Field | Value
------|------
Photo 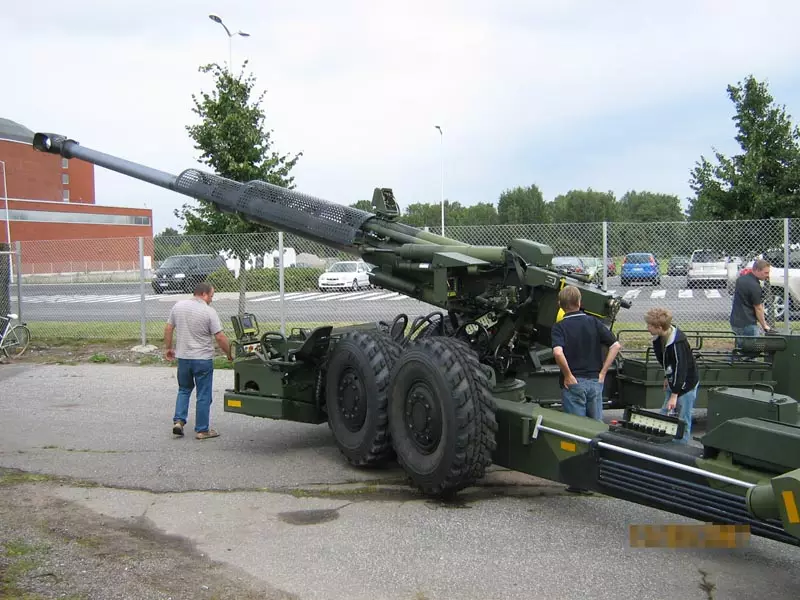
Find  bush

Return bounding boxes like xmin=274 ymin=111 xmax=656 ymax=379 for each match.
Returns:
xmin=206 ymin=267 xmax=325 ymax=293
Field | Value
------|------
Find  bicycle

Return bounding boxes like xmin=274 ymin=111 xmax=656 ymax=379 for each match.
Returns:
xmin=0 ymin=313 xmax=31 ymax=359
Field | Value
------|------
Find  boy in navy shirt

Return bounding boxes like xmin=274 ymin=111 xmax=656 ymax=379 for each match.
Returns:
xmin=551 ymin=285 xmax=621 ymax=421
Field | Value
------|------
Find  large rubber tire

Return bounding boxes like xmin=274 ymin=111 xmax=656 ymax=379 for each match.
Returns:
xmin=325 ymin=330 xmax=401 ymax=467
xmin=388 ymin=337 xmax=497 ymax=497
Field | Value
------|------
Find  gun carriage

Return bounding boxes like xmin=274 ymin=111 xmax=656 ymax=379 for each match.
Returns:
xmin=32 ymin=131 xmax=800 ymax=548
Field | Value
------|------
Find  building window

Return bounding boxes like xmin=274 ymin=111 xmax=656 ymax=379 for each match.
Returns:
xmin=62 ymin=189 xmax=70 ymax=201
xmin=62 ymin=158 xmax=69 ymax=169
xmin=62 ymin=174 xmax=69 ymax=185
xmin=8 ymin=208 xmax=151 ymax=226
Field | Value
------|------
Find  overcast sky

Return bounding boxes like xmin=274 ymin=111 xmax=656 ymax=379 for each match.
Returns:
xmin=6 ymin=0 xmax=800 ymax=233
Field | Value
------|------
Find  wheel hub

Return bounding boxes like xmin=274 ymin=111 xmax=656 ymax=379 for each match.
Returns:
xmin=337 ymin=369 xmax=366 ymax=432
xmin=404 ymin=383 xmax=441 ymax=454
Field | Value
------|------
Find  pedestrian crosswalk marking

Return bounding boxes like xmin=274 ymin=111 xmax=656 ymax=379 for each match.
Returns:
xmin=705 ymin=289 xmax=722 ymax=299
xmin=679 ymin=289 xmax=693 ymax=298
xmin=650 ymin=289 xmax=666 ymax=299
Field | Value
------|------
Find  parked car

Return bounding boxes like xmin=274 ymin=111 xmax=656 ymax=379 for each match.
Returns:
xmin=551 ymin=256 xmax=588 ymax=276
xmin=620 ymin=252 xmax=660 ymax=286
xmin=577 ymin=256 xmax=601 ymax=280
xmin=686 ymin=249 xmax=727 ymax=288
xmin=667 ymin=255 xmax=690 ymax=276
xmin=152 ymin=254 xmax=229 ymax=294
xmin=317 ymin=260 xmax=372 ymax=291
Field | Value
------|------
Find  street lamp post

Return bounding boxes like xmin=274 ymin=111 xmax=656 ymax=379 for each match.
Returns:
xmin=434 ymin=125 xmax=444 ymax=236
xmin=0 ymin=160 xmax=9 ymax=248
xmin=208 ymin=13 xmax=250 ymax=71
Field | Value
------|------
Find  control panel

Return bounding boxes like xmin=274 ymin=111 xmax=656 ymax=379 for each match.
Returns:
xmin=231 ymin=313 xmax=261 ymax=356
xmin=610 ymin=406 xmax=686 ymax=441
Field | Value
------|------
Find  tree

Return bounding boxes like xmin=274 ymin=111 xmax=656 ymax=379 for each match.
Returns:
xmin=175 ymin=61 xmax=302 ymax=315
xmin=497 ymin=185 xmax=549 ymax=224
xmin=153 ymin=227 xmax=197 ymax=262
xmin=618 ymin=191 xmax=684 ymax=222
xmin=688 ymin=75 xmax=800 ymax=220
xmin=349 ymin=200 xmax=373 ymax=212
xmin=549 ymin=189 xmax=618 ymax=223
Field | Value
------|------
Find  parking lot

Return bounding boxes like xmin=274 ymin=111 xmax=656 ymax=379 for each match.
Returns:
xmin=1 ymin=362 xmax=798 ymax=599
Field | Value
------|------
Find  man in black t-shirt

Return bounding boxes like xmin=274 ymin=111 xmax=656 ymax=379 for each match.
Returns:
xmin=551 ymin=285 xmax=622 ymax=421
xmin=730 ymin=259 xmax=771 ymax=345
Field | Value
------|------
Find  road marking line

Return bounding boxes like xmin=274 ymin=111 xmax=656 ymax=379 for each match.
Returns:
xmin=265 ymin=292 xmax=322 ymax=302
xmin=705 ymin=289 xmax=722 ymax=299
xmin=365 ymin=292 xmax=400 ymax=300
xmin=250 ymin=294 xmax=281 ymax=302
xmin=678 ymin=289 xmax=693 ymax=298
xmin=339 ymin=292 xmax=392 ymax=302
xmin=650 ymin=289 xmax=666 ymax=299
xmin=314 ymin=292 xmax=352 ymax=302
xmin=623 ymin=289 xmax=640 ymax=300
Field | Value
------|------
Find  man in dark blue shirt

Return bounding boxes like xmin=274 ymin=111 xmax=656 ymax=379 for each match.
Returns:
xmin=551 ymin=285 xmax=622 ymax=421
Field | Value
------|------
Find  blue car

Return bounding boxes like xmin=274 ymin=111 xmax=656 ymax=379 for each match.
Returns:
xmin=620 ymin=252 xmax=660 ymax=286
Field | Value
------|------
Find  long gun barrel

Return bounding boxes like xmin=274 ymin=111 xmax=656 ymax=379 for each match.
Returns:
xmin=32 ymin=131 xmax=629 ymax=375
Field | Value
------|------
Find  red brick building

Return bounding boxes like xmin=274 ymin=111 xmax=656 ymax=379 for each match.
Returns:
xmin=0 ymin=118 xmax=154 ymax=273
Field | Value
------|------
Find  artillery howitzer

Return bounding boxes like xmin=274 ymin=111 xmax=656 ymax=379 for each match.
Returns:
xmin=33 ymin=132 xmax=800 ymax=548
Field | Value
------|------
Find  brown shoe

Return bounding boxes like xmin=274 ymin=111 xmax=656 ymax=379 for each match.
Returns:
xmin=195 ymin=429 xmax=219 ymax=440
xmin=172 ymin=421 xmax=185 ymax=436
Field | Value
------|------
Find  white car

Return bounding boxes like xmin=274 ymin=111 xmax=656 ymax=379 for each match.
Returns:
xmin=686 ymin=249 xmax=728 ymax=288
xmin=318 ymin=261 xmax=372 ymax=291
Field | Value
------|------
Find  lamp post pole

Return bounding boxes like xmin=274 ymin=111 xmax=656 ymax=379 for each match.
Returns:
xmin=434 ymin=125 xmax=444 ymax=236
xmin=0 ymin=159 xmax=11 ymax=294
xmin=0 ymin=160 xmax=9 ymax=249
xmin=208 ymin=14 xmax=251 ymax=72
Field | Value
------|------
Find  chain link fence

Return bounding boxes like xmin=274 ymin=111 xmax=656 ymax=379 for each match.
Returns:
xmin=9 ymin=218 xmax=800 ymax=344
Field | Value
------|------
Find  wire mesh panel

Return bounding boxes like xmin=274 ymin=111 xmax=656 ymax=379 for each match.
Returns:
xmin=14 ymin=218 xmax=799 ymax=344
xmin=606 ymin=219 xmax=790 ymax=332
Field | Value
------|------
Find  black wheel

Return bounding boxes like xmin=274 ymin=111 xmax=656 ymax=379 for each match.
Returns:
xmin=325 ymin=330 xmax=402 ymax=467
xmin=388 ymin=337 xmax=497 ymax=497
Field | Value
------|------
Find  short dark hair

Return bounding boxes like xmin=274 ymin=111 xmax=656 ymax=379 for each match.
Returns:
xmin=753 ymin=258 xmax=770 ymax=272
xmin=193 ymin=281 xmax=214 ymax=296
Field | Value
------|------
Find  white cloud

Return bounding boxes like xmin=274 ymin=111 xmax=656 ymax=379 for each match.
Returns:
xmin=4 ymin=0 xmax=800 ymax=233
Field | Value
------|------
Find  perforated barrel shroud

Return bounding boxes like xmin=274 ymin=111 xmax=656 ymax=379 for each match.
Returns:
xmin=174 ymin=169 xmax=374 ymax=249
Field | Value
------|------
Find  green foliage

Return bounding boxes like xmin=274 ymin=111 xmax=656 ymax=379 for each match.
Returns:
xmin=689 ymin=75 xmax=800 ymax=220
xmin=550 ymin=189 xmax=618 ymax=223
xmin=349 ymin=200 xmax=373 ymax=212
xmin=498 ymin=185 xmax=549 ymax=224
xmin=206 ymin=266 xmax=324 ymax=292
xmin=618 ymin=191 xmax=685 ymax=222
xmin=176 ymin=61 xmax=302 ymax=256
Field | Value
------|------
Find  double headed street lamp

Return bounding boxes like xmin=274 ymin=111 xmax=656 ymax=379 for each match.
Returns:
xmin=208 ymin=13 xmax=251 ymax=71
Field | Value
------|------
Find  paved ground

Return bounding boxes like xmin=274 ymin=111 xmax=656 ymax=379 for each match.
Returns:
xmin=11 ymin=277 xmax=735 ymax=325
xmin=1 ymin=363 xmax=798 ymax=599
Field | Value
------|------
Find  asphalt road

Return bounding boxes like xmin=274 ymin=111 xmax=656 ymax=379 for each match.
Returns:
xmin=11 ymin=276 xmax=734 ymax=324
xmin=0 ymin=363 xmax=797 ymax=600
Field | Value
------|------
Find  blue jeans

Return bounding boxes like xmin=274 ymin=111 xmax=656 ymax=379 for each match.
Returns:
xmin=562 ymin=378 xmax=604 ymax=421
xmin=173 ymin=358 xmax=214 ymax=433
xmin=732 ymin=323 xmax=760 ymax=351
xmin=660 ymin=383 xmax=698 ymax=444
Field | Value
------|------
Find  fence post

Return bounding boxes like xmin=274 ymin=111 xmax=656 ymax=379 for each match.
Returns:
xmin=0 ymin=243 xmax=9 ymax=320
xmin=278 ymin=231 xmax=286 ymax=336
xmin=784 ymin=218 xmax=790 ymax=331
xmin=139 ymin=237 xmax=146 ymax=346
xmin=15 ymin=241 xmax=22 ymax=323
xmin=602 ymin=221 xmax=608 ymax=290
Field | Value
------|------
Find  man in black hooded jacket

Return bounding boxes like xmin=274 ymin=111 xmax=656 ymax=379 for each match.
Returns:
xmin=644 ymin=307 xmax=699 ymax=444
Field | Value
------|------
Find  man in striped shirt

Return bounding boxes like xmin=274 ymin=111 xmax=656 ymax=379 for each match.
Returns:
xmin=164 ymin=282 xmax=232 ymax=439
